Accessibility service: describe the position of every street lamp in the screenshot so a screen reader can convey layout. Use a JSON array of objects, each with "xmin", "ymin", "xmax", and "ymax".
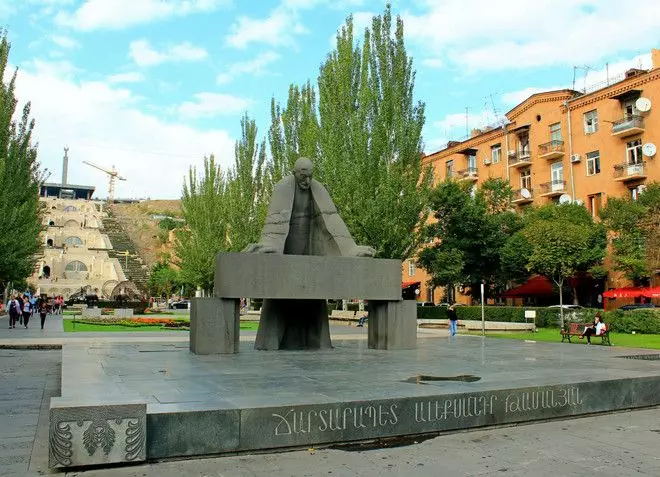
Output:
[{"xmin": 480, "ymin": 280, "xmax": 486, "ymax": 337}]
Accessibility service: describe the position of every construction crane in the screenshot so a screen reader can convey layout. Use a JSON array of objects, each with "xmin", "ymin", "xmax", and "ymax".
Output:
[{"xmin": 82, "ymin": 160, "xmax": 126, "ymax": 203}]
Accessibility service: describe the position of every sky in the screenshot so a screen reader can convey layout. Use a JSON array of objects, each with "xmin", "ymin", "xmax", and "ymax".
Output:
[{"xmin": 2, "ymin": 0, "xmax": 660, "ymax": 200}]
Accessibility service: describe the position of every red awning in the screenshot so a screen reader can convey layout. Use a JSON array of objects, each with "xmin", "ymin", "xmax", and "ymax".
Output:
[
  {"xmin": 402, "ymin": 281, "xmax": 420, "ymax": 289},
  {"xmin": 501, "ymin": 276, "xmax": 556, "ymax": 298},
  {"xmin": 603, "ymin": 287, "xmax": 660, "ymax": 299}
]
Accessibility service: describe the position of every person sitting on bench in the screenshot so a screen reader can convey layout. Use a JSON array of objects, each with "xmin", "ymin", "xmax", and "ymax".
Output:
[
  {"xmin": 580, "ymin": 312, "xmax": 606, "ymax": 344},
  {"xmin": 357, "ymin": 313, "xmax": 368, "ymax": 327}
]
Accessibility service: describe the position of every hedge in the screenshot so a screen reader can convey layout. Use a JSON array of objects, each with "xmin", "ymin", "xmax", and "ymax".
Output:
[
  {"xmin": 602, "ymin": 309, "xmax": 660, "ymax": 334},
  {"xmin": 85, "ymin": 301, "xmax": 149, "ymax": 314},
  {"xmin": 416, "ymin": 305, "xmax": 600, "ymax": 328}
]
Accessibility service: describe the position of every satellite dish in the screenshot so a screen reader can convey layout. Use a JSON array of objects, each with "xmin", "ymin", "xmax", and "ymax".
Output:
[
  {"xmin": 635, "ymin": 97, "xmax": 652, "ymax": 112},
  {"xmin": 573, "ymin": 199, "xmax": 584, "ymax": 206},
  {"xmin": 520, "ymin": 188, "xmax": 531, "ymax": 199},
  {"xmin": 642, "ymin": 142, "xmax": 656, "ymax": 157},
  {"xmin": 559, "ymin": 194, "xmax": 572, "ymax": 204}
]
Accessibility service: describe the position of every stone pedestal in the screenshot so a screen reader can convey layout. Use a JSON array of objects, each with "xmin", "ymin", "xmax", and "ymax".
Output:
[
  {"xmin": 190, "ymin": 297, "xmax": 239, "ymax": 355},
  {"xmin": 368, "ymin": 300, "xmax": 416, "ymax": 350},
  {"xmin": 81, "ymin": 307, "xmax": 102, "ymax": 318},
  {"xmin": 114, "ymin": 308, "xmax": 134, "ymax": 318}
]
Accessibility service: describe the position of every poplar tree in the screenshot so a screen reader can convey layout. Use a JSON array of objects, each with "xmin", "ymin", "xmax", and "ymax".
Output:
[
  {"xmin": 0, "ymin": 33, "xmax": 43, "ymax": 294},
  {"xmin": 269, "ymin": 4, "xmax": 430, "ymax": 260}
]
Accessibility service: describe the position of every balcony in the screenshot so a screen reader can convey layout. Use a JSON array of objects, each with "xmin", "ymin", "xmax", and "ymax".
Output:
[
  {"xmin": 456, "ymin": 167, "xmax": 478, "ymax": 182},
  {"xmin": 538, "ymin": 140, "xmax": 565, "ymax": 160},
  {"xmin": 613, "ymin": 161, "xmax": 647, "ymax": 182},
  {"xmin": 611, "ymin": 115, "xmax": 645, "ymax": 138},
  {"xmin": 509, "ymin": 150, "xmax": 532, "ymax": 168},
  {"xmin": 538, "ymin": 180, "xmax": 567, "ymax": 197},
  {"xmin": 512, "ymin": 188, "xmax": 534, "ymax": 205}
]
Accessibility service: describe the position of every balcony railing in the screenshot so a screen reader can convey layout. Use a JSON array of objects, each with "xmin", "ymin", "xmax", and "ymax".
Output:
[
  {"xmin": 456, "ymin": 167, "xmax": 478, "ymax": 181},
  {"xmin": 611, "ymin": 115, "xmax": 645, "ymax": 138},
  {"xmin": 538, "ymin": 180, "xmax": 567, "ymax": 196},
  {"xmin": 538, "ymin": 140, "xmax": 565, "ymax": 159},
  {"xmin": 613, "ymin": 161, "xmax": 647, "ymax": 181},
  {"xmin": 509, "ymin": 150, "xmax": 532, "ymax": 167},
  {"xmin": 512, "ymin": 188, "xmax": 534, "ymax": 204}
]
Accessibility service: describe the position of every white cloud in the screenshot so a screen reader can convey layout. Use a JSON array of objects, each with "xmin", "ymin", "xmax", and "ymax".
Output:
[
  {"xmin": 216, "ymin": 51, "xmax": 280, "ymax": 85},
  {"xmin": 426, "ymin": 108, "xmax": 504, "ymax": 152},
  {"xmin": 500, "ymin": 87, "xmax": 561, "ymax": 106},
  {"xmin": 178, "ymin": 92, "xmax": 253, "ymax": 119},
  {"xmin": 328, "ymin": 11, "xmax": 373, "ymax": 47},
  {"xmin": 128, "ymin": 40, "xmax": 208, "ymax": 67},
  {"xmin": 55, "ymin": 0, "xmax": 229, "ymax": 31},
  {"xmin": 108, "ymin": 72, "xmax": 145, "ymax": 84},
  {"xmin": 8, "ymin": 59, "xmax": 235, "ymax": 200},
  {"xmin": 403, "ymin": 0, "xmax": 660, "ymax": 72},
  {"xmin": 50, "ymin": 35, "xmax": 79, "ymax": 49},
  {"xmin": 226, "ymin": 9, "xmax": 308, "ymax": 49}
]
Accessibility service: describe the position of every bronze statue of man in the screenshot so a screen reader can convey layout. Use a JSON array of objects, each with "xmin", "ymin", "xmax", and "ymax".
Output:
[{"xmin": 244, "ymin": 157, "xmax": 375, "ymax": 350}]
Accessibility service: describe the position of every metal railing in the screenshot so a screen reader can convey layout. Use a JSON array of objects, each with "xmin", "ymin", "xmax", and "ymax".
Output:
[
  {"xmin": 457, "ymin": 167, "xmax": 478, "ymax": 178},
  {"xmin": 509, "ymin": 150, "xmax": 532, "ymax": 165},
  {"xmin": 539, "ymin": 180, "xmax": 566, "ymax": 195},
  {"xmin": 538, "ymin": 140, "xmax": 564, "ymax": 156},
  {"xmin": 611, "ymin": 115, "xmax": 644, "ymax": 134},
  {"xmin": 512, "ymin": 188, "xmax": 534, "ymax": 202},
  {"xmin": 613, "ymin": 161, "xmax": 646, "ymax": 179}
]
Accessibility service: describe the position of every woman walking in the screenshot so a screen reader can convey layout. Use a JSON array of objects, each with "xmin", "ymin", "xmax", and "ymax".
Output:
[
  {"xmin": 22, "ymin": 296, "xmax": 32, "ymax": 328},
  {"xmin": 38, "ymin": 299, "xmax": 48, "ymax": 330}
]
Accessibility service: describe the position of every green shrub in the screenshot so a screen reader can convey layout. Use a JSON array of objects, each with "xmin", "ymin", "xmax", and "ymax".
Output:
[{"xmin": 603, "ymin": 309, "xmax": 660, "ymax": 334}]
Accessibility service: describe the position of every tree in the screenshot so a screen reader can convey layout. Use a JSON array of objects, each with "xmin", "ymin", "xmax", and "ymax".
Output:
[
  {"xmin": 418, "ymin": 178, "xmax": 525, "ymax": 301},
  {"xmin": 600, "ymin": 182, "xmax": 660, "ymax": 285},
  {"xmin": 522, "ymin": 204, "xmax": 606, "ymax": 328},
  {"xmin": 268, "ymin": 5, "xmax": 431, "ymax": 260},
  {"xmin": 148, "ymin": 259, "xmax": 180, "ymax": 298},
  {"xmin": 0, "ymin": 33, "xmax": 43, "ymax": 296}
]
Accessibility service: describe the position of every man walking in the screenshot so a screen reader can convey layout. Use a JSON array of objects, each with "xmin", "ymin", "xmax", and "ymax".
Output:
[
  {"xmin": 447, "ymin": 304, "xmax": 458, "ymax": 337},
  {"xmin": 7, "ymin": 296, "xmax": 20, "ymax": 329}
]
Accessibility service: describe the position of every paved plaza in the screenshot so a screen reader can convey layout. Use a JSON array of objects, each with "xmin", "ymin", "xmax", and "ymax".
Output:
[{"xmin": 1, "ymin": 314, "xmax": 659, "ymax": 475}]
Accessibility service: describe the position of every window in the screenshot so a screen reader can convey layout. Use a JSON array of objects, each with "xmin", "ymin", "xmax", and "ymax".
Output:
[
  {"xmin": 445, "ymin": 160, "xmax": 454, "ymax": 178},
  {"xmin": 518, "ymin": 132, "xmax": 530, "ymax": 156},
  {"xmin": 63, "ymin": 205, "xmax": 78, "ymax": 212},
  {"xmin": 491, "ymin": 144, "xmax": 501, "ymax": 163},
  {"xmin": 551, "ymin": 162, "xmax": 564, "ymax": 190},
  {"xmin": 467, "ymin": 154, "xmax": 477, "ymax": 171},
  {"xmin": 520, "ymin": 168, "xmax": 532, "ymax": 191},
  {"xmin": 65, "ymin": 236, "xmax": 84, "ymax": 247},
  {"xmin": 583, "ymin": 110, "xmax": 598, "ymax": 134},
  {"xmin": 586, "ymin": 151, "xmax": 601, "ymax": 176},
  {"xmin": 550, "ymin": 123, "xmax": 562, "ymax": 141},
  {"xmin": 626, "ymin": 139, "xmax": 643, "ymax": 165},
  {"xmin": 408, "ymin": 260, "xmax": 415, "ymax": 277},
  {"xmin": 623, "ymin": 100, "xmax": 639, "ymax": 119},
  {"xmin": 64, "ymin": 260, "xmax": 88, "ymax": 272},
  {"xmin": 631, "ymin": 185, "xmax": 643, "ymax": 201},
  {"xmin": 588, "ymin": 193, "xmax": 602, "ymax": 218}
]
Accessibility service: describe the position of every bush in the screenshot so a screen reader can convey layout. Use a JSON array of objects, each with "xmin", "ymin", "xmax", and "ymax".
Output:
[
  {"xmin": 89, "ymin": 301, "xmax": 149, "ymax": 314},
  {"xmin": 603, "ymin": 309, "xmax": 660, "ymax": 334},
  {"xmin": 416, "ymin": 305, "xmax": 599, "ymax": 328}
]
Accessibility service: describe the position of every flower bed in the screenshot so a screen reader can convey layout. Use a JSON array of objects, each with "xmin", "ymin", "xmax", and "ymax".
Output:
[{"xmin": 69, "ymin": 317, "xmax": 189, "ymax": 328}]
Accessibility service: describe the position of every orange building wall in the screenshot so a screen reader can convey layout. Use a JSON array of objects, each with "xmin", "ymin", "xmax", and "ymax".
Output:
[{"xmin": 403, "ymin": 51, "xmax": 660, "ymax": 304}]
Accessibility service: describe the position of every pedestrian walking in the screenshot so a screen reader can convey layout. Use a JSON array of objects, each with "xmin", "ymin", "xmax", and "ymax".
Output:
[
  {"xmin": 447, "ymin": 304, "xmax": 458, "ymax": 337},
  {"xmin": 38, "ymin": 300, "xmax": 48, "ymax": 330},
  {"xmin": 7, "ymin": 296, "xmax": 20, "ymax": 329},
  {"xmin": 17, "ymin": 294, "xmax": 24, "ymax": 325},
  {"xmin": 22, "ymin": 296, "xmax": 32, "ymax": 328}
]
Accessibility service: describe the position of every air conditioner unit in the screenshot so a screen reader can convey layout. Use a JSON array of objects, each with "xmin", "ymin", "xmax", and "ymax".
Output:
[
  {"xmin": 508, "ymin": 150, "xmax": 517, "ymax": 158},
  {"xmin": 570, "ymin": 154, "xmax": 581, "ymax": 163},
  {"xmin": 484, "ymin": 158, "xmax": 491, "ymax": 165}
]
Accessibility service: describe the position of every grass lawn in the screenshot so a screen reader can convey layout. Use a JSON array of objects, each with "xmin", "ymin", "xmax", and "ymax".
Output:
[
  {"xmin": 464, "ymin": 327, "xmax": 660, "ymax": 350},
  {"xmin": 63, "ymin": 320, "xmax": 261, "ymax": 332}
]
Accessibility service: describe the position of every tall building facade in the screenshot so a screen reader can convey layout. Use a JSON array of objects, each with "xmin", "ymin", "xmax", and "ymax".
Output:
[{"xmin": 404, "ymin": 48, "xmax": 660, "ymax": 304}]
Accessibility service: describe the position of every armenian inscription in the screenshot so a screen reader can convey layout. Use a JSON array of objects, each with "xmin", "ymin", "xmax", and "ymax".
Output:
[{"xmin": 246, "ymin": 384, "xmax": 587, "ymax": 449}]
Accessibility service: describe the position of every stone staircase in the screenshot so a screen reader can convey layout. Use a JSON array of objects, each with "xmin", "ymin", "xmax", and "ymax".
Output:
[{"xmin": 101, "ymin": 209, "xmax": 150, "ymax": 292}]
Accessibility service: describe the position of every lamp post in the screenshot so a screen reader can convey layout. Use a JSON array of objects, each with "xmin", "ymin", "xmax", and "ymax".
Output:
[{"xmin": 480, "ymin": 281, "xmax": 486, "ymax": 337}]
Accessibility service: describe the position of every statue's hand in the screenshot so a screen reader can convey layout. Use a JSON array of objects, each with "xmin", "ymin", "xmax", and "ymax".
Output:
[
  {"xmin": 351, "ymin": 245, "xmax": 376, "ymax": 258},
  {"xmin": 243, "ymin": 243, "xmax": 276, "ymax": 254}
]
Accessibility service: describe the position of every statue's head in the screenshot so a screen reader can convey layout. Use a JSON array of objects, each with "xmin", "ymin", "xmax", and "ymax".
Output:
[{"xmin": 293, "ymin": 157, "xmax": 313, "ymax": 190}]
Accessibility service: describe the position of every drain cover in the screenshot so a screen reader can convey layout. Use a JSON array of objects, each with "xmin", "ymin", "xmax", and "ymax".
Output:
[
  {"xmin": 403, "ymin": 374, "xmax": 481, "ymax": 384},
  {"xmin": 618, "ymin": 354, "xmax": 660, "ymax": 361}
]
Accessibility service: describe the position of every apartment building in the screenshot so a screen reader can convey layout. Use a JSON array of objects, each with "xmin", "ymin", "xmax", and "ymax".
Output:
[{"xmin": 404, "ymin": 48, "xmax": 660, "ymax": 304}]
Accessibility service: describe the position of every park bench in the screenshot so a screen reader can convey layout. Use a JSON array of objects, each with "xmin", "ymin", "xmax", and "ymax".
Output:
[{"xmin": 560, "ymin": 321, "xmax": 611, "ymax": 346}]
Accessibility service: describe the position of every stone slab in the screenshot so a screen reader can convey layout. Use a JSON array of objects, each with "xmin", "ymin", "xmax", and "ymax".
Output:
[
  {"xmin": 49, "ymin": 400, "xmax": 146, "ymax": 468},
  {"xmin": 214, "ymin": 252, "xmax": 401, "ymax": 300},
  {"xmin": 190, "ymin": 297, "xmax": 239, "ymax": 355},
  {"xmin": 114, "ymin": 308, "xmax": 134, "ymax": 318},
  {"xmin": 462, "ymin": 320, "xmax": 536, "ymax": 331},
  {"xmin": 55, "ymin": 337, "xmax": 660, "ymax": 464},
  {"xmin": 368, "ymin": 300, "xmax": 417, "ymax": 349},
  {"xmin": 81, "ymin": 307, "xmax": 102, "ymax": 318}
]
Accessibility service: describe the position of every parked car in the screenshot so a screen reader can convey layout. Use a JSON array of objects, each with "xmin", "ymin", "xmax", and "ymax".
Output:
[
  {"xmin": 619, "ymin": 303, "xmax": 656, "ymax": 311},
  {"xmin": 547, "ymin": 304, "xmax": 583, "ymax": 310},
  {"xmin": 169, "ymin": 300, "xmax": 191, "ymax": 310},
  {"xmin": 416, "ymin": 301, "xmax": 436, "ymax": 307}
]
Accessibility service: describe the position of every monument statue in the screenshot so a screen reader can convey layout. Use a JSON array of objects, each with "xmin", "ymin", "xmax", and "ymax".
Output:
[{"xmin": 244, "ymin": 157, "xmax": 375, "ymax": 350}]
